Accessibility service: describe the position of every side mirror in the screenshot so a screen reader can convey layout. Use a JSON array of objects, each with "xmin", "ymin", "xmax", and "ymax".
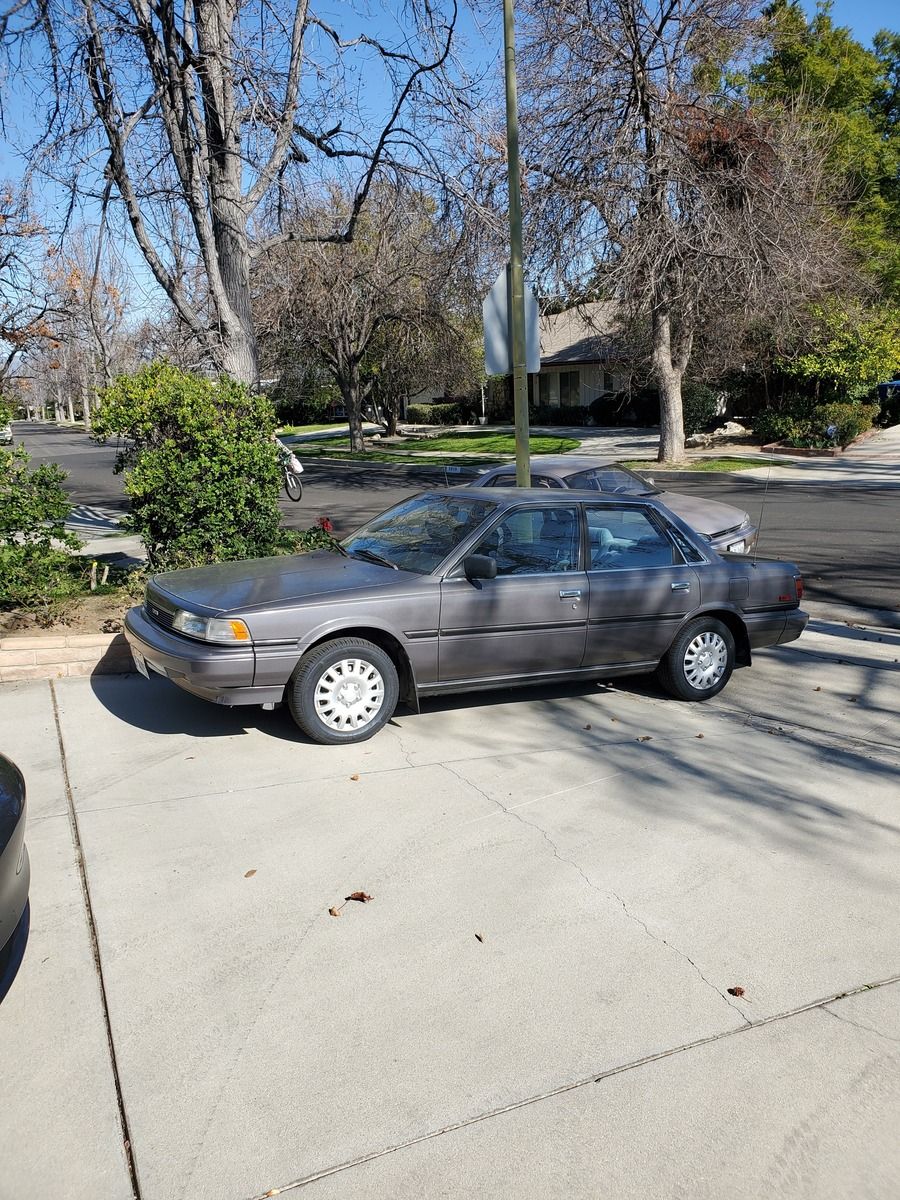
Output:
[
  {"xmin": 463, "ymin": 554, "xmax": 498, "ymax": 581},
  {"xmin": 645, "ymin": 476, "xmax": 655, "ymax": 486}
]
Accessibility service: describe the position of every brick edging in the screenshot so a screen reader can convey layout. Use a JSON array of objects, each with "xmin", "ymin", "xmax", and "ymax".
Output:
[{"xmin": 0, "ymin": 630, "xmax": 134, "ymax": 682}]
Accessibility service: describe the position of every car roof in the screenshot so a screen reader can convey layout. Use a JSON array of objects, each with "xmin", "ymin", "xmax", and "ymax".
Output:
[
  {"xmin": 477, "ymin": 456, "xmax": 628, "ymax": 477},
  {"xmin": 441, "ymin": 485, "xmax": 664, "ymax": 510}
]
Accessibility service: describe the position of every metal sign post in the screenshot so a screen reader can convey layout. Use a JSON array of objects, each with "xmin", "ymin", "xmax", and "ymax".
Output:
[{"xmin": 502, "ymin": 0, "xmax": 530, "ymax": 486}]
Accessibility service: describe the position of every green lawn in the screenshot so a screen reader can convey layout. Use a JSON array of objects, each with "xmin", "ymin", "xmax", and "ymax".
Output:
[
  {"xmin": 297, "ymin": 431, "xmax": 580, "ymax": 456},
  {"xmin": 623, "ymin": 456, "xmax": 785, "ymax": 472},
  {"xmin": 277, "ymin": 421, "xmax": 349, "ymax": 435}
]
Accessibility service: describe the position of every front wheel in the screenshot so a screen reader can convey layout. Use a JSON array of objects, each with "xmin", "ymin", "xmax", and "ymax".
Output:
[
  {"xmin": 657, "ymin": 618, "xmax": 735, "ymax": 701},
  {"xmin": 283, "ymin": 470, "xmax": 303, "ymax": 502},
  {"xmin": 287, "ymin": 638, "xmax": 399, "ymax": 745}
]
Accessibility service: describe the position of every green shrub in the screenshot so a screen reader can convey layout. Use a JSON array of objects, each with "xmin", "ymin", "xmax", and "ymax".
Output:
[
  {"xmin": 681, "ymin": 382, "xmax": 721, "ymax": 435},
  {"xmin": 754, "ymin": 398, "xmax": 879, "ymax": 448},
  {"xmin": 529, "ymin": 404, "xmax": 591, "ymax": 426},
  {"xmin": 92, "ymin": 362, "xmax": 292, "ymax": 570},
  {"xmin": 0, "ymin": 446, "xmax": 82, "ymax": 610},
  {"xmin": 405, "ymin": 401, "xmax": 471, "ymax": 425}
]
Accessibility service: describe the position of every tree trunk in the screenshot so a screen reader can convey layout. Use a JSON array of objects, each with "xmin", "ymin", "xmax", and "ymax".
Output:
[
  {"xmin": 220, "ymin": 325, "xmax": 259, "ymax": 387},
  {"xmin": 342, "ymin": 367, "xmax": 366, "ymax": 451},
  {"xmin": 652, "ymin": 308, "xmax": 686, "ymax": 463}
]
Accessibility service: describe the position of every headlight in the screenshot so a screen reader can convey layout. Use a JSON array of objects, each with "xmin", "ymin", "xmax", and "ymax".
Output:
[
  {"xmin": 727, "ymin": 539, "xmax": 747, "ymax": 554},
  {"xmin": 171, "ymin": 610, "xmax": 251, "ymax": 643}
]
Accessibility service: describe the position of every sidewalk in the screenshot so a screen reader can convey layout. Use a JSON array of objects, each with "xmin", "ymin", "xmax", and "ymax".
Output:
[{"xmin": 1, "ymin": 616, "xmax": 898, "ymax": 1199}]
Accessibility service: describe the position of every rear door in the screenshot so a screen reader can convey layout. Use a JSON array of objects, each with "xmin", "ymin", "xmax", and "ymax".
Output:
[
  {"xmin": 438, "ymin": 504, "xmax": 588, "ymax": 682},
  {"xmin": 583, "ymin": 504, "xmax": 701, "ymax": 666}
]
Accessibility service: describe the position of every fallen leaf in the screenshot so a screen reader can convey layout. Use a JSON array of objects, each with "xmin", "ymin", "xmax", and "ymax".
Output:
[
  {"xmin": 696, "ymin": 733, "xmax": 704, "ymax": 739},
  {"xmin": 244, "ymin": 869, "xmax": 257, "ymax": 879},
  {"xmin": 814, "ymin": 686, "xmax": 822, "ymax": 692},
  {"xmin": 584, "ymin": 724, "xmax": 592, "ymax": 730},
  {"xmin": 328, "ymin": 906, "xmax": 342, "ymax": 918},
  {"xmin": 727, "ymin": 986, "xmax": 746, "ymax": 997},
  {"xmin": 475, "ymin": 933, "xmax": 484, "ymax": 943},
  {"xmin": 637, "ymin": 735, "xmax": 652, "ymax": 742},
  {"xmin": 848, "ymin": 696, "xmax": 858, "ymax": 703},
  {"xmin": 350, "ymin": 774, "xmax": 360, "ymax": 781},
  {"xmin": 345, "ymin": 891, "xmax": 373, "ymax": 903},
  {"xmin": 610, "ymin": 717, "xmax": 618, "ymax": 723},
  {"xmin": 266, "ymin": 1190, "xmax": 281, "ymax": 1197}
]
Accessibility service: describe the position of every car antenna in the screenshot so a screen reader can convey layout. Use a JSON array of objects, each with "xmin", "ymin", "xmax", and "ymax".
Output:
[{"xmin": 752, "ymin": 448, "xmax": 776, "ymax": 566}]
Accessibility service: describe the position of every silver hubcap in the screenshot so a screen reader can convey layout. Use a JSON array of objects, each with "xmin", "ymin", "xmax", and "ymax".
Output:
[
  {"xmin": 315, "ymin": 658, "xmax": 385, "ymax": 731},
  {"xmin": 683, "ymin": 631, "xmax": 728, "ymax": 690}
]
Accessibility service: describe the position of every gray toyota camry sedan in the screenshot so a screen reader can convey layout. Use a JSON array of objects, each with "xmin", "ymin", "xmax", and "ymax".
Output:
[{"xmin": 124, "ymin": 489, "xmax": 807, "ymax": 745}]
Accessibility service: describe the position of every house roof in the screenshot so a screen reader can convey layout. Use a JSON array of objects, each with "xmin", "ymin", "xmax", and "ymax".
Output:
[{"xmin": 540, "ymin": 301, "xmax": 621, "ymax": 366}]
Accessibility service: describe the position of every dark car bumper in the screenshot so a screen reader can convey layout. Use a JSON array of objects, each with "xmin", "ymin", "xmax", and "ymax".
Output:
[
  {"xmin": 124, "ymin": 606, "xmax": 285, "ymax": 707},
  {"xmin": 0, "ymin": 758, "xmax": 29, "ymax": 1004},
  {"xmin": 742, "ymin": 607, "xmax": 808, "ymax": 651}
]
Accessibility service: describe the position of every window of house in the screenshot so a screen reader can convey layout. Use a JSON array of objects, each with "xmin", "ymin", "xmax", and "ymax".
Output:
[{"xmin": 539, "ymin": 370, "xmax": 580, "ymax": 407}]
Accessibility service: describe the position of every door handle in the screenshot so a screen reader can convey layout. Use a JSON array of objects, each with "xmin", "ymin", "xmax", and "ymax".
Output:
[
  {"xmin": 559, "ymin": 589, "xmax": 582, "ymax": 599},
  {"xmin": 671, "ymin": 581, "xmax": 691, "ymax": 592}
]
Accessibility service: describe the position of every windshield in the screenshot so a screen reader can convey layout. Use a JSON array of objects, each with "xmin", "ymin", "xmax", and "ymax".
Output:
[
  {"xmin": 342, "ymin": 494, "xmax": 497, "ymax": 574},
  {"xmin": 563, "ymin": 464, "xmax": 658, "ymax": 495}
]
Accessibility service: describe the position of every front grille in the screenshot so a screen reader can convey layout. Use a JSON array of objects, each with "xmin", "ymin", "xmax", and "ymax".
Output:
[
  {"xmin": 712, "ymin": 523, "xmax": 744, "ymax": 539},
  {"xmin": 144, "ymin": 586, "xmax": 177, "ymax": 631}
]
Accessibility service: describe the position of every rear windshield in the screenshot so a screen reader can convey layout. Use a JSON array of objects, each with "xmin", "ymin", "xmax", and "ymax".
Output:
[
  {"xmin": 563, "ymin": 465, "xmax": 658, "ymax": 495},
  {"xmin": 343, "ymin": 494, "xmax": 496, "ymax": 574}
]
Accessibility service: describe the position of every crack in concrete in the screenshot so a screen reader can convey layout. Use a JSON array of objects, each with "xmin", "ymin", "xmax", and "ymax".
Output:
[
  {"xmin": 444, "ymin": 764, "xmax": 751, "ymax": 1027},
  {"xmin": 610, "ymin": 892, "xmax": 753, "ymax": 1028},
  {"xmin": 819, "ymin": 1002, "xmax": 900, "ymax": 1045}
]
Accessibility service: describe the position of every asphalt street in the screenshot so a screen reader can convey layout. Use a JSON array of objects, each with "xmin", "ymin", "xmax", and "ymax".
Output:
[{"xmin": 13, "ymin": 420, "xmax": 900, "ymax": 618}]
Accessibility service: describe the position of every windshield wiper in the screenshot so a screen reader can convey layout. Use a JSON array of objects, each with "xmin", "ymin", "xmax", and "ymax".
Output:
[{"xmin": 349, "ymin": 547, "xmax": 399, "ymax": 570}]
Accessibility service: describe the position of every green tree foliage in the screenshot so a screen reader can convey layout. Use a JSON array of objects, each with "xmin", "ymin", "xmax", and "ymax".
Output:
[
  {"xmin": 92, "ymin": 362, "xmax": 291, "ymax": 570},
  {"xmin": 750, "ymin": 1, "xmax": 900, "ymax": 296},
  {"xmin": 778, "ymin": 301, "xmax": 900, "ymax": 398},
  {"xmin": 0, "ymin": 446, "xmax": 81, "ymax": 609}
]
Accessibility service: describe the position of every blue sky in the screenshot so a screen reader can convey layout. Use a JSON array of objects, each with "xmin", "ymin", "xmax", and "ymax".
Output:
[{"xmin": 809, "ymin": 0, "xmax": 897, "ymax": 45}]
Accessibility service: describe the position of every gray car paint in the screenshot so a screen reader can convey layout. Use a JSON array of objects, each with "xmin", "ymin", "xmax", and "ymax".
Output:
[{"xmin": 124, "ymin": 490, "xmax": 806, "ymax": 721}]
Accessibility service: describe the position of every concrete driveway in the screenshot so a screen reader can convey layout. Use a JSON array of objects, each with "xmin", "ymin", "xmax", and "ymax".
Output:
[{"xmin": 1, "ymin": 612, "xmax": 899, "ymax": 1199}]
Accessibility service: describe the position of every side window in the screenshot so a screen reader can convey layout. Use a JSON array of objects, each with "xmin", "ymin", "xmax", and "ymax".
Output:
[
  {"xmin": 586, "ymin": 507, "xmax": 676, "ymax": 570},
  {"xmin": 473, "ymin": 507, "xmax": 581, "ymax": 575}
]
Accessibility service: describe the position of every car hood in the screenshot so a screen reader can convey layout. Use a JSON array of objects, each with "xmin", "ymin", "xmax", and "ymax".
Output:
[
  {"xmin": 658, "ymin": 491, "xmax": 750, "ymax": 537},
  {"xmin": 151, "ymin": 551, "xmax": 408, "ymax": 615}
]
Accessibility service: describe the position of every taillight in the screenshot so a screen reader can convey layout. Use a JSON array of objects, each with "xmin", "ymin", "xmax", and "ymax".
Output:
[{"xmin": 795, "ymin": 575, "xmax": 804, "ymax": 602}]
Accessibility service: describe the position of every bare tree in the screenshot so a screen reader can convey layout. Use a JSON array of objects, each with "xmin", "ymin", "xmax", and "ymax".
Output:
[
  {"xmin": 0, "ymin": 183, "xmax": 55, "ymax": 387},
  {"xmin": 1, "ymin": 0, "xmax": 462, "ymax": 386},
  {"xmin": 517, "ymin": 0, "xmax": 846, "ymax": 461},
  {"xmin": 255, "ymin": 182, "xmax": 478, "ymax": 449}
]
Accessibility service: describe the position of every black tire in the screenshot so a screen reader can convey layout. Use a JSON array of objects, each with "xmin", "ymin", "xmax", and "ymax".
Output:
[
  {"xmin": 657, "ymin": 617, "xmax": 735, "ymax": 701},
  {"xmin": 287, "ymin": 637, "xmax": 399, "ymax": 745},
  {"xmin": 284, "ymin": 471, "xmax": 303, "ymax": 501}
]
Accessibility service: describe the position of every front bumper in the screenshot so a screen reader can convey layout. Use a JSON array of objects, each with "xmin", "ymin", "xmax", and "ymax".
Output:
[
  {"xmin": 124, "ymin": 606, "xmax": 285, "ymax": 706},
  {"xmin": 709, "ymin": 524, "xmax": 759, "ymax": 555}
]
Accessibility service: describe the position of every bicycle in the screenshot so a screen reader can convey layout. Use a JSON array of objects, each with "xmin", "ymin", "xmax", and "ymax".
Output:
[
  {"xmin": 274, "ymin": 441, "xmax": 304, "ymax": 502},
  {"xmin": 282, "ymin": 459, "xmax": 303, "ymax": 501}
]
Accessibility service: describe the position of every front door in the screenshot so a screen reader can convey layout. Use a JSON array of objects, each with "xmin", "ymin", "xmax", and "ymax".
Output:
[
  {"xmin": 438, "ymin": 504, "xmax": 588, "ymax": 683},
  {"xmin": 583, "ymin": 504, "xmax": 700, "ymax": 666}
]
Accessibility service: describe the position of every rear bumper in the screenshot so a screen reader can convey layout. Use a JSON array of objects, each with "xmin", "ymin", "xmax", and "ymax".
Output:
[
  {"xmin": 124, "ymin": 607, "xmax": 284, "ymax": 707},
  {"xmin": 778, "ymin": 608, "xmax": 809, "ymax": 645},
  {"xmin": 743, "ymin": 607, "xmax": 808, "ymax": 650}
]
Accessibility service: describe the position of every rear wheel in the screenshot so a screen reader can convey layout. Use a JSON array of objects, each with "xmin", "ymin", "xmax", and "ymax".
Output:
[
  {"xmin": 657, "ymin": 618, "xmax": 735, "ymax": 701},
  {"xmin": 288, "ymin": 638, "xmax": 399, "ymax": 745},
  {"xmin": 283, "ymin": 470, "xmax": 303, "ymax": 501}
]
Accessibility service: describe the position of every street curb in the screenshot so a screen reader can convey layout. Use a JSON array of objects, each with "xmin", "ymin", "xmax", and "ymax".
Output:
[{"xmin": 0, "ymin": 631, "xmax": 133, "ymax": 682}]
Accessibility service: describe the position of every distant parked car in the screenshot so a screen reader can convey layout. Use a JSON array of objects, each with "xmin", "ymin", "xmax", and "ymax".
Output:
[
  {"xmin": 124, "ymin": 488, "xmax": 806, "ymax": 745},
  {"xmin": 468, "ymin": 456, "xmax": 758, "ymax": 555},
  {"xmin": 0, "ymin": 424, "xmax": 12, "ymax": 446},
  {"xmin": 0, "ymin": 755, "xmax": 30, "ymax": 1003}
]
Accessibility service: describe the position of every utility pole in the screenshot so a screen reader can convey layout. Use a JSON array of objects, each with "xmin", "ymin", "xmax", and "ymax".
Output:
[{"xmin": 503, "ymin": 0, "xmax": 530, "ymax": 486}]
